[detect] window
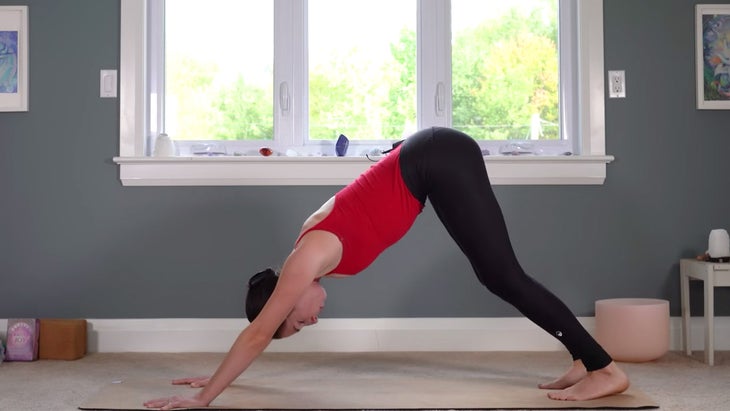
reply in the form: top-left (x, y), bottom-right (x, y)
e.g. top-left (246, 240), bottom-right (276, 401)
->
top-left (162, 0), bottom-right (274, 143)
top-left (451, 0), bottom-right (567, 154)
top-left (116, 0), bottom-right (612, 186)
top-left (308, 0), bottom-right (417, 142)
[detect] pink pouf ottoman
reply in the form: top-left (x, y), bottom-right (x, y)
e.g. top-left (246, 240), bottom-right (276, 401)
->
top-left (595, 298), bottom-right (669, 362)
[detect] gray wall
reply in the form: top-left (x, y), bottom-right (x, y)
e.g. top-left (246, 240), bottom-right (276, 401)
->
top-left (1, 0), bottom-right (728, 320)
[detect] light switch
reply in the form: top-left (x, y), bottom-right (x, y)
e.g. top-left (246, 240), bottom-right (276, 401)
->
top-left (100, 69), bottom-right (117, 98)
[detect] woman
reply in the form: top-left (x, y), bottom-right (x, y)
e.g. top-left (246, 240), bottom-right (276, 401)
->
top-left (144, 127), bottom-right (629, 410)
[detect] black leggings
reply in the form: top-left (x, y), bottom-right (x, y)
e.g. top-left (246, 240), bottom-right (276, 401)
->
top-left (399, 127), bottom-right (612, 371)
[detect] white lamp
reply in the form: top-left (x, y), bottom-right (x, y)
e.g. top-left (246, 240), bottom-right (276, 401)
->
top-left (708, 229), bottom-right (730, 262)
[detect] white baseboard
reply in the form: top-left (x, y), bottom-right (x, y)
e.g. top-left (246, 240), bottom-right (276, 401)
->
top-left (1, 317), bottom-right (728, 353)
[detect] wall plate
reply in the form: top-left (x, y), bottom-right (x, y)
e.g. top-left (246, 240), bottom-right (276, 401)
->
top-left (100, 69), bottom-right (118, 98)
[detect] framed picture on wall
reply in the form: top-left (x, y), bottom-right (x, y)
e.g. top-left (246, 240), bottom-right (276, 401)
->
top-left (696, 4), bottom-right (730, 109)
top-left (0, 5), bottom-right (28, 112)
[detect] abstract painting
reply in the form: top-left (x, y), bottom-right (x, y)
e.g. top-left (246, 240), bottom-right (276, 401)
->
top-left (0, 30), bottom-right (19, 93)
top-left (696, 4), bottom-right (730, 109)
top-left (0, 6), bottom-right (27, 111)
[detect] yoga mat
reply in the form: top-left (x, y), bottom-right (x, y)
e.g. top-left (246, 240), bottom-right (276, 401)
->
top-left (81, 355), bottom-right (658, 411)
top-left (80, 377), bottom-right (657, 410)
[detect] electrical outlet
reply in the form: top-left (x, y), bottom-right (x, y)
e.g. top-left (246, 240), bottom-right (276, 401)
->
top-left (608, 70), bottom-right (626, 98)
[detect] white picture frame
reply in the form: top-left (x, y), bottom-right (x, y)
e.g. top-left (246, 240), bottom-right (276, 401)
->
top-left (0, 5), bottom-right (28, 112)
top-left (696, 4), bottom-right (730, 110)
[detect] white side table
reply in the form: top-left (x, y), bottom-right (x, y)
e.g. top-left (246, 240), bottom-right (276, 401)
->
top-left (680, 258), bottom-right (730, 365)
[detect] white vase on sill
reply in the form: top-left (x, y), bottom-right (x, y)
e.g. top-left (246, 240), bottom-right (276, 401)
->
top-left (153, 133), bottom-right (176, 157)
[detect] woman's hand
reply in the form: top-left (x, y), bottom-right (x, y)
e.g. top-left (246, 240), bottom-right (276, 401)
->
top-left (143, 377), bottom-right (210, 409)
top-left (171, 376), bottom-right (210, 388)
top-left (143, 395), bottom-right (208, 410)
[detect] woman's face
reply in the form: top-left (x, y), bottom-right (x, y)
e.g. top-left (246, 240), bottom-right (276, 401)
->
top-left (278, 281), bottom-right (327, 338)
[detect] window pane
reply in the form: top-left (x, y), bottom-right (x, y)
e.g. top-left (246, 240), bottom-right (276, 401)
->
top-left (165, 0), bottom-right (273, 141)
top-left (308, 0), bottom-right (416, 141)
top-left (451, 0), bottom-right (559, 141)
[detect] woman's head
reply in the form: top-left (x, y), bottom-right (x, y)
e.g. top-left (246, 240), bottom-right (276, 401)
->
top-left (276, 280), bottom-right (326, 338)
top-left (245, 268), bottom-right (327, 339)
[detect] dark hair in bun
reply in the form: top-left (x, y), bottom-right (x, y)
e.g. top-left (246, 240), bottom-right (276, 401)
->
top-left (245, 268), bottom-right (279, 323)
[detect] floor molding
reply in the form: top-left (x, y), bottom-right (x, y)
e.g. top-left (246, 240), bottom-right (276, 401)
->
top-left (1, 317), bottom-right (728, 353)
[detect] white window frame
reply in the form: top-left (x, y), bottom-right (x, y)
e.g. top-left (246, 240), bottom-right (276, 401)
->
top-left (114, 0), bottom-right (612, 186)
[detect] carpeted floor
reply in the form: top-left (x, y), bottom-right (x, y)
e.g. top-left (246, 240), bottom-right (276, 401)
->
top-left (0, 351), bottom-right (727, 410)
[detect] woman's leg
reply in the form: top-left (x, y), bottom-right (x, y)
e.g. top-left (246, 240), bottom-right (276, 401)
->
top-left (404, 128), bottom-right (612, 371)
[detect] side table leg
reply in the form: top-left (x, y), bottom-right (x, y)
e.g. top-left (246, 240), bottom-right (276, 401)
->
top-left (680, 267), bottom-right (691, 356)
top-left (704, 269), bottom-right (715, 366)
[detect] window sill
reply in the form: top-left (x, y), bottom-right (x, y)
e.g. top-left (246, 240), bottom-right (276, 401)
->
top-left (113, 155), bottom-right (614, 186)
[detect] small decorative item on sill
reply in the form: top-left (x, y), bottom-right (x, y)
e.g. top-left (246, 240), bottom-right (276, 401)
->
top-left (5, 319), bottom-right (39, 361)
top-left (191, 143), bottom-right (226, 156)
top-left (153, 133), bottom-right (176, 157)
top-left (336, 134), bottom-right (349, 157)
top-left (259, 147), bottom-right (274, 156)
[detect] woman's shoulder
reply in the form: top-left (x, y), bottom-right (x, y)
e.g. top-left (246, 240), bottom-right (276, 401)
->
top-left (290, 229), bottom-right (343, 279)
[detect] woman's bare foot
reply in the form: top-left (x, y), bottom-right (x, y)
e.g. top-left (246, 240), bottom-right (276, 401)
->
top-left (538, 360), bottom-right (587, 390)
top-left (547, 361), bottom-right (630, 401)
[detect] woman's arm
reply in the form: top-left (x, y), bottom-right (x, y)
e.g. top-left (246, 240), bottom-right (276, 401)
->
top-left (144, 294), bottom-right (289, 409)
top-left (194, 245), bottom-right (328, 404)
top-left (145, 232), bottom-right (341, 410)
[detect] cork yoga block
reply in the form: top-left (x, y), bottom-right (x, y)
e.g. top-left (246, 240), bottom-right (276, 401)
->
top-left (39, 319), bottom-right (87, 360)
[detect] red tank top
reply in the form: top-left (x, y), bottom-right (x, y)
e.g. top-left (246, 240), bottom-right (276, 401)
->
top-left (296, 145), bottom-right (423, 275)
